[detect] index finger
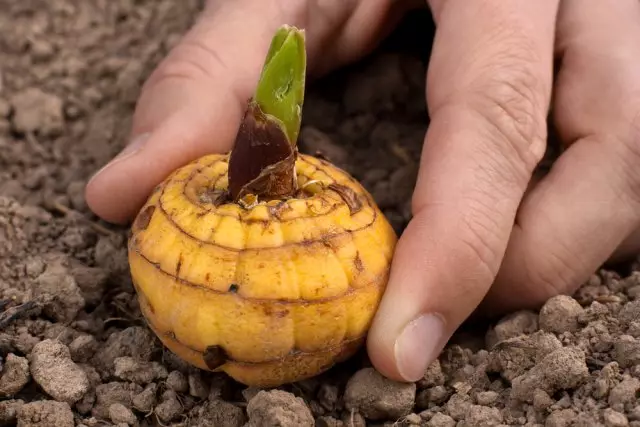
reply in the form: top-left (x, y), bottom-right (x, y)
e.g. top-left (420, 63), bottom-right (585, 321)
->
top-left (367, 0), bottom-right (559, 381)
top-left (85, 0), bottom-right (401, 224)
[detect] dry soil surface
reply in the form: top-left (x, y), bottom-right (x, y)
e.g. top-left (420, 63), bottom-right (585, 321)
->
top-left (1, 2), bottom-right (640, 427)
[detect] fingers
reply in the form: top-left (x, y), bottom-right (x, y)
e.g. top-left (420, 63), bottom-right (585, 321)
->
top-left (367, 0), bottom-right (559, 381)
top-left (85, 0), bottom-right (402, 224)
top-left (85, 0), bottom-right (300, 223)
top-left (485, 0), bottom-right (640, 312)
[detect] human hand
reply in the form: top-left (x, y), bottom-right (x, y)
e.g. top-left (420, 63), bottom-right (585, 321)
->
top-left (85, 0), bottom-right (640, 386)
top-left (367, 0), bottom-right (640, 382)
top-left (84, 0), bottom-right (408, 223)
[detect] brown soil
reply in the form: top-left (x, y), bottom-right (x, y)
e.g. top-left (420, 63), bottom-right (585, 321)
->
top-left (1, 2), bottom-right (639, 427)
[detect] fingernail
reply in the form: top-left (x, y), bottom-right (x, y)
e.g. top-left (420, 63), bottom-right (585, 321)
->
top-left (394, 314), bottom-right (446, 382)
top-left (89, 133), bottom-right (150, 183)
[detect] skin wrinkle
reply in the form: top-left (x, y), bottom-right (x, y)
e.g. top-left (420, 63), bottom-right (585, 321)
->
top-left (412, 104), bottom-right (535, 215)
top-left (464, 66), bottom-right (549, 172)
top-left (448, 155), bottom-right (517, 279)
top-left (469, 109), bottom-right (537, 194)
top-left (426, 36), bottom-right (551, 189)
top-left (456, 214), bottom-right (501, 280)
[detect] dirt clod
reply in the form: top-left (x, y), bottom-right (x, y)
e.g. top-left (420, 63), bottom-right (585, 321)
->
top-left (418, 359), bottom-right (446, 388)
top-left (190, 399), bottom-right (247, 427)
top-left (539, 295), bottom-right (585, 334)
top-left (68, 335), bottom-right (98, 363)
top-left (16, 400), bottom-right (74, 427)
top-left (475, 391), bottom-right (499, 406)
top-left (188, 372), bottom-right (209, 399)
top-left (92, 382), bottom-right (142, 420)
top-left (92, 327), bottom-right (156, 378)
top-left (486, 310), bottom-right (539, 348)
top-left (613, 335), bottom-right (640, 368)
top-left (166, 370), bottom-right (188, 393)
top-left (299, 126), bottom-right (349, 168)
top-left (0, 353), bottom-right (30, 397)
top-left (344, 368), bottom-right (416, 420)
top-left (461, 405), bottom-right (503, 426)
top-left (428, 413), bottom-right (456, 427)
top-left (246, 389), bottom-right (314, 427)
top-left (29, 339), bottom-right (89, 404)
top-left (113, 356), bottom-right (167, 384)
top-left (132, 383), bottom-right (156, 413)
top-left (70, 266), bottom-right (108, 307)
top-left (545, 408), bottom-right (576, 427)
top-left (108, 403), bottom-right (137, 425)
top-left (511, 346), bottom-right (589, 402)
top-left (317, 415), bottom-right (344, 427)
top-left (0, 399), bottom-right (24, 426)
top-left (34, 256), bottom-right (85, 323)
top-left (10, 88), bottom-right (64, 137)
top-left (154, 390), bottom-right (183, 423)
top-left (604, 408), bottom-right (629, 427)
top-left (608, 377), bottom-right (640, 410)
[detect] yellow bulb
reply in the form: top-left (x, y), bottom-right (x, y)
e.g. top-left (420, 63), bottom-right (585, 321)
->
top-left (128, 153), bottom-right (397, 387)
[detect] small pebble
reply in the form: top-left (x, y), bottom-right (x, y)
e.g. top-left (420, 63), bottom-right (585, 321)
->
top-left (418, 360), bottom-right (446, 388)
top-left (446, 393), bottom-right (471, 421)
top-left (344, 368), bottom-right (416, 420)
top-left (247, 390), bottom-right (314, 427)
top-left (604, 408), bottom-right (629, 427)
top-left (464, 405), bottom-right (503, 427)
top-left (132, 383), bottom-right (157, 413)
top-left (613, 335), bottom-right (640, 368)
top-left (109, 403), bottom-right (137, 425)
top-left (428, 412), bottom-right (456, 427)
top-left (609, 377), bottom-right (640, 409)
top-left (316, 416), bottom-right (344, 427)
top-left (68, 335), bottom-right (99, 363)
top-left (0, 353), bottom-right (30, 398)
top-left (114, 357), bottom-right (166, 384)
top-left (29, 339), bottom-right (90, 404)
top-left (10, 87), bottom-right (64, 136)
top-left (539, 295), bottom-right (584, 334)
top-left (511, 347), bottom-right (589, 402)
top-left (0, 399), bottom-right (24, 426)
top-left (403, 413), bottom-right (422, 424)
top-left (188, 372), bottom-right (209, 399)
top-left (486, 310), bottom-right (539, 348)
top-left (17, 400), bottom-right (74, 427)
top-left (475, 391), bottom-right (499, 406)
top-left (166, 370), bottom-right (189, 393)
top-left (154, 390), bottom-right (183, 423)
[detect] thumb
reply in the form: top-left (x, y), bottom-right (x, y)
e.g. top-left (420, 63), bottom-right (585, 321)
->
top-left (85, 1), bottom-right (295, 224)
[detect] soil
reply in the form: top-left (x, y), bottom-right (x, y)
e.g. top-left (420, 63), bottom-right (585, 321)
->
top-left (0, 2), bottom-right (639, 427)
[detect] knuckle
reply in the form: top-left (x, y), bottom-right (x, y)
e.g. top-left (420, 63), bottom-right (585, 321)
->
top-left (466, 50), bottom-right (548, 179)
